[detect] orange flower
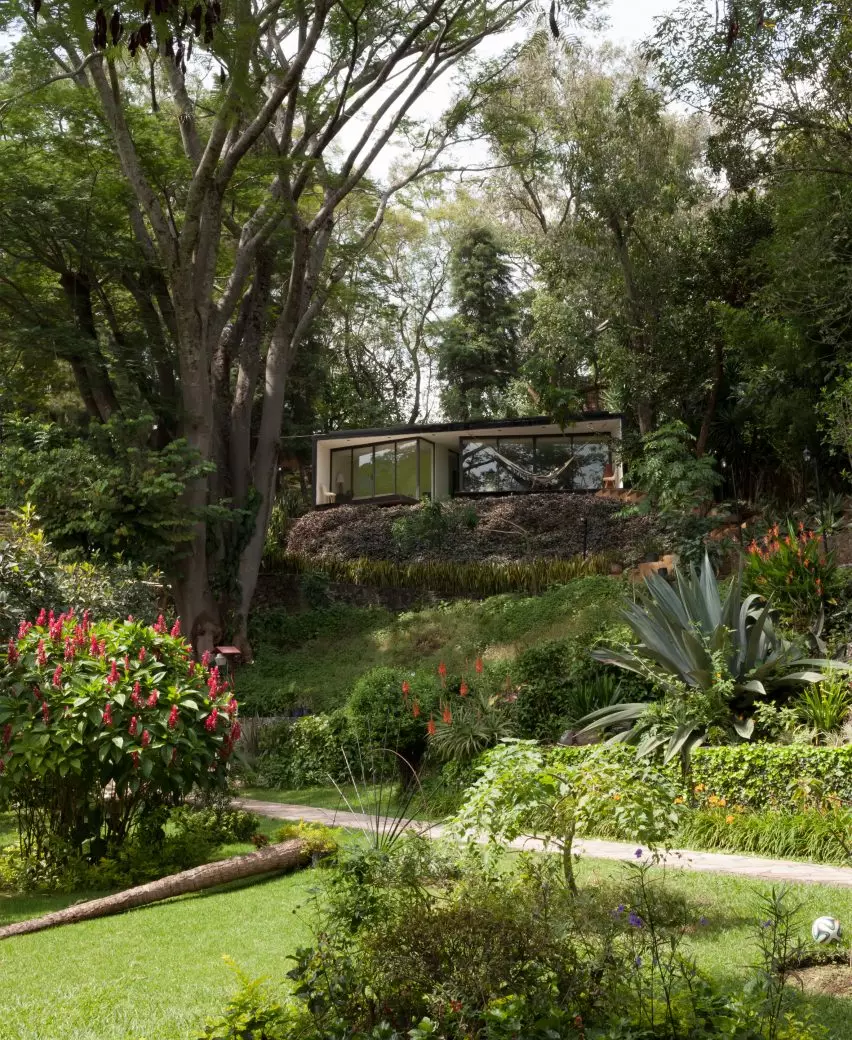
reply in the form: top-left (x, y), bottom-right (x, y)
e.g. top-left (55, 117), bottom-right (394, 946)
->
top-left (725, 814), bottom-right (735, 824)
top-left (475, 657), bottom-right (484, 674)
top-left (438, 661), bottom-right (447, 678)
top-left (402, 680), bottom-right (411, 698)
top-left (459, 680), bottom-right (469, 696)
top-left (412, 699), bottom-right (420, 718)
top-left (442, 703), bottom-right (453, 724)
top-left (427, 716), bottom-right (436, 736)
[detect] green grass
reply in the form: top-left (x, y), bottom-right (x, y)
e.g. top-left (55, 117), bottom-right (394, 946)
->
top-left (1, 854), bottom-right (850, 1039)
top-left (239, 576), bottom-right (627, 713)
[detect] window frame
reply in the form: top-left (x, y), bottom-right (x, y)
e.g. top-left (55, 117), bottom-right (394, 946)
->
top-left (329, 437), bottom-right (436, 501)
top-left (458, 433), bottom-right (613, 494)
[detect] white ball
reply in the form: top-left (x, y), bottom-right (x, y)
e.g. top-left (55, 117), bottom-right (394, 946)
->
top-left (811, 916), bottom-right (843, 944)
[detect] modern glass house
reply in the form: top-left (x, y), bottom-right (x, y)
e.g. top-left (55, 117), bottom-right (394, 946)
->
top-left (312, 414), bottom-right (623, 506)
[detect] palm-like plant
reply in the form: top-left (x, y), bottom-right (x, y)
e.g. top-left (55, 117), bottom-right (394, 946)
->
top-left (429, 689), bottom-right (516, 763)
top-left (580, 554), bottom-right (844, 765)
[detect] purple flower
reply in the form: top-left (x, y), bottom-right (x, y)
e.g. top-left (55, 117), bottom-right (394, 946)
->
top-left (698, 916), bottom-right (709, 927)
top-left (761, 920), bottom-right (773, 929)
top-left (634, 848), bottom-right (643, 859)
top-left (634, 955), bottom-right (643, 968)
top-left (628, 911), bottom-right (644, 928)
top-left (610, 903), bottom-right (626, 919)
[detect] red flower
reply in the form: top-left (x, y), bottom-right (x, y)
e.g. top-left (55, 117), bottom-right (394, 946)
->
top-left (201, 650), bottom-right (212, 669)
top-left (402, 680), bottom-right (411, 697)
top-left (168, 704), bottom-right (179, 729)
top-left (41, 702), bottom-right (50, 724)
top-left (36, 640), bottom-right (47, 668)
top-left (90, 634), bottom-right (99, 656)
top-left (132, 751), bottom-right (140, 769)
top-left (475, 657), bottom-right (484, 674)
top-left (36, 609), bottom-right (46, 627)
top-left (123, 655), bottom-right (130, 673)
top-left (52, 664), bottom-right (62, 688)
top-left (412, 699), bottom-right (421, 718)
top-left (147, 689), bottom-right (159, 708)
top-left (442, 704), bottom-right (452, 724)
top-left (128, 715), bottom-right (138, 736)
top-left (107, 660), bottom-right (119, 685)
top-left (427, 717), bottom-right (436, 736)
top-left (82, 609), bottom-right (91, 629)
top-left (64, 637), bottom-right (75, 661)
top-left (205, 707), bottom-right (219, 732)
top-left (170, 619), bottom-right (181, 638)
top-left (6, 640), bottom-right (18, 665)
top-left (98, 639), bottom-right (106, 658)
top-left (459, 680), bottom-right (469, 697)
top-left (231, 721), bottom-right (242, 743)
top-left (225, 697), bottom-right (238, 716)
top-left (153, 615), bottom-right (167, 634)
top-left (141, 729), bottom-right (151, 748)
top-left (138, 646), bottom-right (147, 662)
top-left (17, 621), bottom-right (31, 640)
top-left (2, 724), bottom-right (11, 746)
top-left (32, 685), bottom-right (42, 701)
top-left (450, 1000), bottom-right (463, 1014)
top-left (438, 661), bottom-right (447, 678)
top-left (103, 702), bottom-right (113, 727)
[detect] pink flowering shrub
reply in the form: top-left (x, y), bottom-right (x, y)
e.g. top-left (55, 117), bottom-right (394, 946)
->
top-left (0, 611), bottom-right (240, 863)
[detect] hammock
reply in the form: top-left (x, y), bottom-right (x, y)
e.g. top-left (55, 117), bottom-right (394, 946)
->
top-left (463, 446), bottom-right (581, 488)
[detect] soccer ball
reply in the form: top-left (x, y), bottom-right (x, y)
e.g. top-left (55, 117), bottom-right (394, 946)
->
top-left (811, 916), bottom-right (843, 944)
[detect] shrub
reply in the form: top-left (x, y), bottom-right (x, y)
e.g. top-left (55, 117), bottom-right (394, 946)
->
top-left (793, 672), bottom-right (852, 741)
top-left (391, 499), bottom-right (478, 553)
top-left (745, 522), bottom-right (844, 628)
top-left (513, 638), bottom-right (650, 742)
top-left (255, 710), bottom-right (358, 788)
top-left (0, 612), bottom-right (240, 865)
top-left (631, 420), bottom-right (721, 514)
top-left (428, 669), bottom-right (517, 763)
top-left (347, 666), bottom-right (440, 776)
top-left (274, 820), bottom-right (340, 855)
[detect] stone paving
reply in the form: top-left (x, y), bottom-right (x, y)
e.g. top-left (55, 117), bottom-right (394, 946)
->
top-left (238, 798), bottom-right (852, 889)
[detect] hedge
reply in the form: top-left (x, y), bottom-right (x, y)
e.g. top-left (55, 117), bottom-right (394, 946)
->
top-left (550, 743), bottom-right (852, 810)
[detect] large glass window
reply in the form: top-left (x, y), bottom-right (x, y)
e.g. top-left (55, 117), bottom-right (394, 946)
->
top-left (330, 448), bottom-right (352, 499)
top-left (332, 438), bottom-right (435, 501)
top-left (396, 440), bottom-right (418, 498)
top-left (419, 440), bottom-right (433, 498)
top-left (374, 444), bottom-right (396, 496)
top-left (354, 446), bottom-right (374, 499)
top-left (460, 435), bottom-right (611, 493)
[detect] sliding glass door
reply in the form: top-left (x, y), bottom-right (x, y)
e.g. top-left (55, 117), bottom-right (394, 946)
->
top-left (329, 438), bottom-right (434, 501)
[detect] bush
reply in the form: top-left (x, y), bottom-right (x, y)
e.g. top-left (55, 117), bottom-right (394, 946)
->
top-left (347, 666), bottom-right (440, 775)
top-left (0, 511), bottom-right (158, 641)
top-left (255, 710), bottom-right (358, 788)
top-left (745, 522), bottom-right (844, 628)
top-left (391, 499), bottom-right (478, 553)
top-left (0, 612), bottom-right (241, 865)
top-left (513, 638), bottom-right (652, 742)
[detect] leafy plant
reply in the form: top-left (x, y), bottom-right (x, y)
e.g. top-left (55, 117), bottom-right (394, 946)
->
top-left (278, 550), bottom-right (612, 598)
top-left (793, 674), bottom-right (852, 742)
top-left (582, 554), bottom-right (841, 766)
top-left (451, 741), bottom-right (681, 893)
top-left (428, 683), bottom-right (516, 763)
top-left (255, 710), bottom-right (358, 788)
top-left (632, 420), bottom-right (722, 514)
top-left (744, 522), bottom-right (843, 629)
top-left (0, 612), bottom-right (240, 865)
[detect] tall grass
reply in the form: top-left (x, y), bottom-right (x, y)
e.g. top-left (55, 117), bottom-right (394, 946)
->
top-left (271, 552), bottom-right (612, 598)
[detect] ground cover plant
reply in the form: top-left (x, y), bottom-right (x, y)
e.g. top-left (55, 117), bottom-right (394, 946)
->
top-left (239, 576), bottom-right (629, 715)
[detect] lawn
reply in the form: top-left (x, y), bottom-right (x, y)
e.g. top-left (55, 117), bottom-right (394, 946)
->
top-left (238, 576), bottom-right (627, 713)
top-left (1, 854), bottom-right (850, 1039)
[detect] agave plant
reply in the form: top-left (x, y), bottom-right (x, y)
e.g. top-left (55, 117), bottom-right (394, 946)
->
top-left (580, 554), bottom-right (844, 766)
top-left (428, 688), bottom-right (516, 763)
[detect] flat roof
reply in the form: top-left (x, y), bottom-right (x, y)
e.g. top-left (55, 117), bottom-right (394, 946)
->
top-left (313, 412), bottom-right (623, 443)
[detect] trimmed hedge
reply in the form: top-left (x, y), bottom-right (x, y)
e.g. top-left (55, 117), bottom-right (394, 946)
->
top-left (550, 743), bottom-right (852, 808)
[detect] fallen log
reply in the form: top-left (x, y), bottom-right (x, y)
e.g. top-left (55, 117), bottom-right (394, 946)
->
top-left (0, 839), bottom-right (310, 941)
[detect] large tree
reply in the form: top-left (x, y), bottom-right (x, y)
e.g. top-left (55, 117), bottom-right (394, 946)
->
top-left (0, 0), bottom-right (559, 651)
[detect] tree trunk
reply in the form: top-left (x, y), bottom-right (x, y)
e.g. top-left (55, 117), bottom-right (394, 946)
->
top-left (0, 840), bottom-right (309, 941)
top-left (695, 341), bottom-right (724, 458)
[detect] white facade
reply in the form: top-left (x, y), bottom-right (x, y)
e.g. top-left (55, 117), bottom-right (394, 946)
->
top-left (313, 415), bottom-right (623, 507)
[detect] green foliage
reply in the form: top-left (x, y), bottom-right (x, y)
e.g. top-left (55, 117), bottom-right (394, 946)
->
top-left (744, 524), bottom-right (843, 630)
top-left (347, 666), bottom-right (440, 770)
top-left (198, 960), bottom-right (302, 1040)
top-left (676, 805), bottom-right (852, 865)
top-left (586, 554), bottom-right (839, 765)
top-left (279, 550), bottom-right (612, 598)
top-left (0, 416), bottom-right (212, 569)
top-left (513, 637), bottom-right (652, 742)
top-left (391, 499), bottom-right (478, 554)
top-left (437, 226), bottom-right (521, 420)
top-left (0, 613), bottom-right (239, 865)
top-left (452, 741), bottom-right (681, 892)
top-left (273, 820), bottom-right (340, 856)
top-left (255, 711), bottom-right (358, 788)
top-left (428, 679), bottom-right (517, 764)
top-left (793, 677), bottom-right (852, 742)
top-left (0, 510), bottom-right (158, 640)
top-left (633, 420), bottom-right (722, 513)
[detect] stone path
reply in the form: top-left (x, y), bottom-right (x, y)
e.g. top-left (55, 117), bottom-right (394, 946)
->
top-left (238, 798), bottom-right (852, 889)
